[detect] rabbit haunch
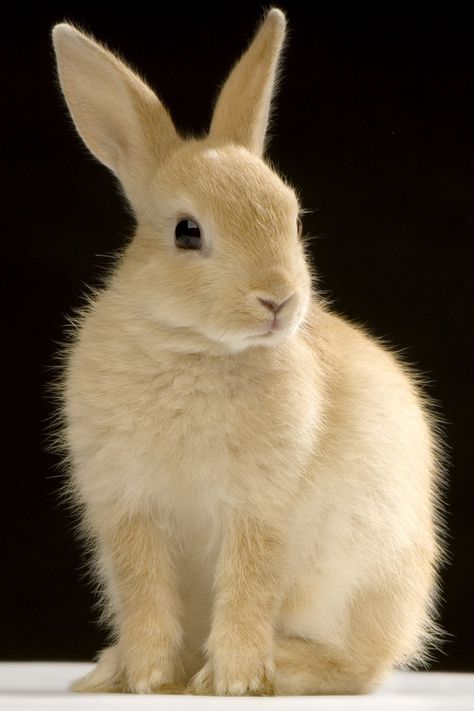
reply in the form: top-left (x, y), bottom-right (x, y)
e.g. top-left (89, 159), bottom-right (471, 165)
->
top-left (51, 7), bottom-right (444, 697)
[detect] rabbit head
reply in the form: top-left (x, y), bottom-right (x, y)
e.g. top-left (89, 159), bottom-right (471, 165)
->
top-left (52, 9), bottom-right (314, 355)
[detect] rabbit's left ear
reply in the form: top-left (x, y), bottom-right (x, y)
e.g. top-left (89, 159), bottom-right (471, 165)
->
top-left (52, 23), bottom-right (181, 215)
top-left (209, 8), bottom-right (287, 156)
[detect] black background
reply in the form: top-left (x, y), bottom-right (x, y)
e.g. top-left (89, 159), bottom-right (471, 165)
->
top-left (2, 3), bottom-right (473, 670)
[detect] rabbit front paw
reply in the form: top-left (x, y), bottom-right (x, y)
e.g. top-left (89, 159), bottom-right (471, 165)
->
top-left (71, 642), bottom-right (183, 694)
top-left (188, 652), bottom-right (274, 696)
top-left (121, 649), bottom-right (178, 694)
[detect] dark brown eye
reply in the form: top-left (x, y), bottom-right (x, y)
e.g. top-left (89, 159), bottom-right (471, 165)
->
top-left (175, 218), bottom-right (201, 250)
top-left (297, 216), bottom-right (303, 239)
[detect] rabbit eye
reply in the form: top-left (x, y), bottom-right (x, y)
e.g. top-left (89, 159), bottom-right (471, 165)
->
top-left (175, 219), bottom-right (201, 250)
top-left (297, 216), bottom-right (303, 239)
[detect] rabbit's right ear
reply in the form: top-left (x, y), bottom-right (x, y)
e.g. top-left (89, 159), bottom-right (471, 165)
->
top-left (52, 24), bottom-right (181, 215)
top-left (209, 8), bottom-right (287, 156)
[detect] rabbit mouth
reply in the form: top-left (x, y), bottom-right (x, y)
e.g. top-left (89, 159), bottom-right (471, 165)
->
top-left (246, 319), bottom-right (284, 340)
top-left (247, 331), bottom-right (276, 340)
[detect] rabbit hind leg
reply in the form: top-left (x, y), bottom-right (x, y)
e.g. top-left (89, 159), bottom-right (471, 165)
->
top-left (274, 566), bottom-right (436, 695)
top-left (70, 644), bottom-right (125, 693)
top-left (274, 636), bottom-right (388, 695)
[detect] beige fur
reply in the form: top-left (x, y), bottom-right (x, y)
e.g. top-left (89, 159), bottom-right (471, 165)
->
top-left (50, 8), bottom-right (446, 696)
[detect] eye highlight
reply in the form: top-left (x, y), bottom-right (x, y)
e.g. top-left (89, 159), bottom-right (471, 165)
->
top-left (175, 218), bottom-right (201, 250)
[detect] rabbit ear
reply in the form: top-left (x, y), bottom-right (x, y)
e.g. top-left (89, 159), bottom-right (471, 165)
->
top-left (209, 8), bottom-right (287, 156)
top-left (52, 23), bottom-right (181, 213)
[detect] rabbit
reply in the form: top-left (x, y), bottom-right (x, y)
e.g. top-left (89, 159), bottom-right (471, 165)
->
top-left (50, 8), bottom-right (446, 697)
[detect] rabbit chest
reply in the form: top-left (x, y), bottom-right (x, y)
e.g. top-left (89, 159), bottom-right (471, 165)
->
top-left (65, 315), bottom-right (320, 522)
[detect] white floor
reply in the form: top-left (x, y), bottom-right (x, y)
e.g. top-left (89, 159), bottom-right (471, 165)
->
top-left (0, 663), bottom-right (473, 710)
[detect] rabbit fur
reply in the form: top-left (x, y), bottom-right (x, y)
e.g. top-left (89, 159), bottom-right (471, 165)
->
top-left (50, 8), bottom-right (445, 696)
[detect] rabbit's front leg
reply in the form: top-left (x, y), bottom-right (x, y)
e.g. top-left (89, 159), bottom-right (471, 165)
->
top-left (190, 514), bottom-right (283, 696)
top-left (76, 508), bottom-right (184, 694)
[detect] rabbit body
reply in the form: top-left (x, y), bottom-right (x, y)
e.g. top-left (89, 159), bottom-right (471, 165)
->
top-left (52, 9), bottom-right (444, 697)
top-left (63, 265), bottom-right (441, 694)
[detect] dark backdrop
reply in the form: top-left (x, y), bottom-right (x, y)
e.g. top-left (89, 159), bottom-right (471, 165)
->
top-left (2, 3), bottom-right (473, 670)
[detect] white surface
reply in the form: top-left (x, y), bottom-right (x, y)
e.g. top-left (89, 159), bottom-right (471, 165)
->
top-left (0, 664), bottom-right (473, 710)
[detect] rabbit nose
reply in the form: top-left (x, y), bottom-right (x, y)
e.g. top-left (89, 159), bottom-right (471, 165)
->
top-left (258, 295), bottom-right (292, 314)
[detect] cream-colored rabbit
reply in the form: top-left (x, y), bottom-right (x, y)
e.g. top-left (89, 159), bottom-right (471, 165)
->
top-left (51, 8), bottom-right (445, 696)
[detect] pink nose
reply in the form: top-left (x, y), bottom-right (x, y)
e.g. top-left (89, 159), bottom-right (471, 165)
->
top-left (258, 295), bottom-right (292, 314)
